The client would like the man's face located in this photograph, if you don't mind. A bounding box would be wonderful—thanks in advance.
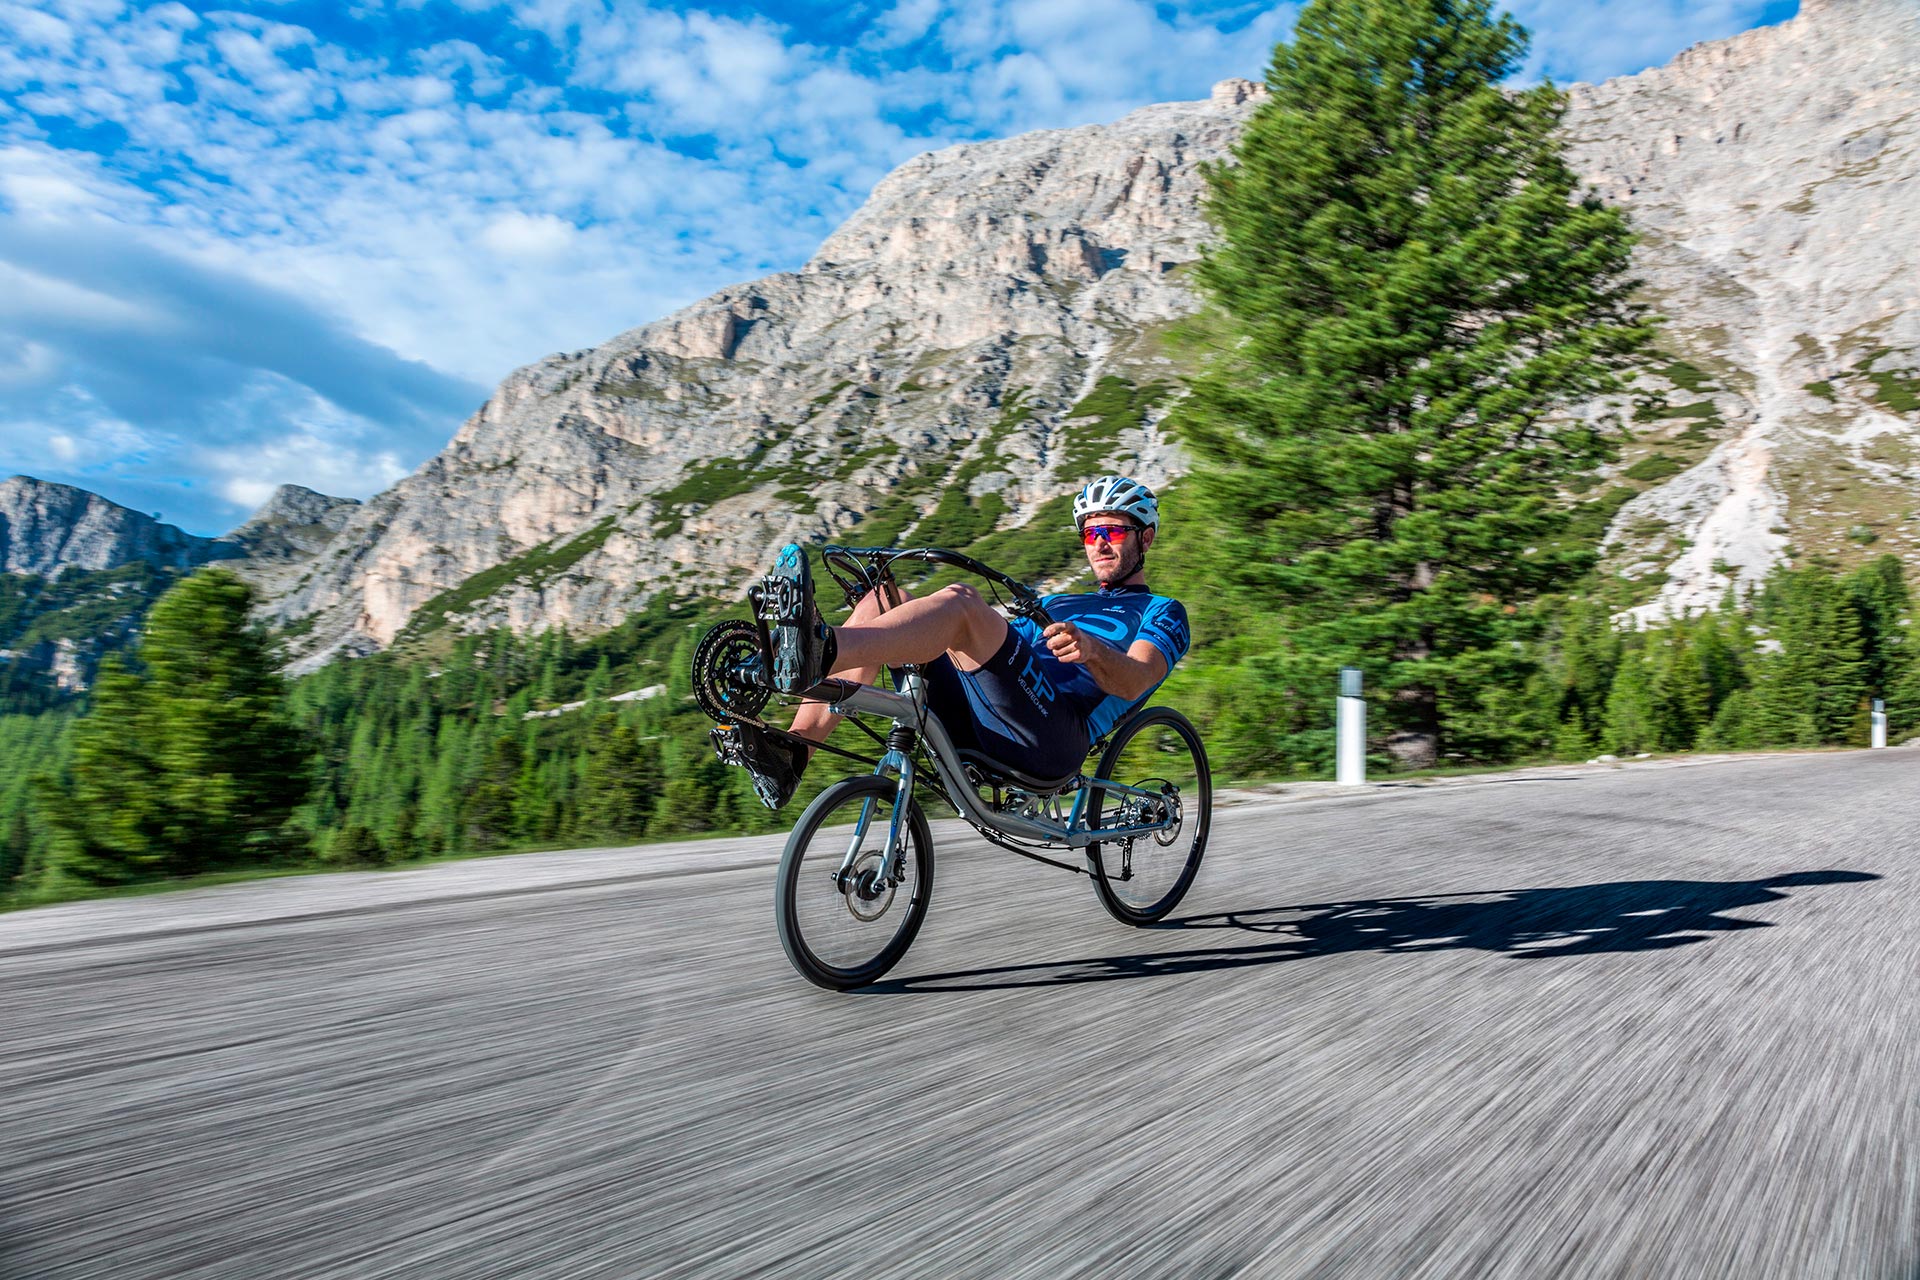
[1081,510,1154,585]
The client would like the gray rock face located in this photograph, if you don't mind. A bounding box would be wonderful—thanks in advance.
[0,476,238,577]
[1561,0,1920,618]
[254,90,1254,666]
[248,0,1920,657]
[222,485,363,563]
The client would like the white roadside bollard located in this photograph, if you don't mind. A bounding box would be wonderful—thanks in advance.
[1337,666,1366,786]
[1873,698,1887,749]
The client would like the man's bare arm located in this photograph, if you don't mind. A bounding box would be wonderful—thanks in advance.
[1043,623,1169,701]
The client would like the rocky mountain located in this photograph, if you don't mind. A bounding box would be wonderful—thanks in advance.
[16,0,1915,664]
[0,480,362,698]
[1563,0,1920,620]
[249,78,1273,668]
[223,485,362,567]
[0,476,239,578]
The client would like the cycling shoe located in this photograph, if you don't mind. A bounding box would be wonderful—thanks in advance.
[759,543,835,693]
[710,718,808,811]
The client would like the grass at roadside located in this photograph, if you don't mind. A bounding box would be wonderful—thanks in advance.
[0,828,757,915]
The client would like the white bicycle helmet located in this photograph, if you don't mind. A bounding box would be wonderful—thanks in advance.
[1073,475,1159,531]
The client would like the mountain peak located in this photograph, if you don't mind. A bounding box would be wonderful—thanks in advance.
[0,476,237,577]
[222,485,362,563]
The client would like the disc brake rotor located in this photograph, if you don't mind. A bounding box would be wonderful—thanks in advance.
[1118,779,1183,846]
[842,850,896,922]
[1152,782,1184,847]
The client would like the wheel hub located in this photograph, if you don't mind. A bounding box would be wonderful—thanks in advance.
[1152,782,1184,847]
[842,851,896,922]
[1117,779,1183,846]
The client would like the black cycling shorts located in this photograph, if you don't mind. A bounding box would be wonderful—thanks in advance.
[920,625,1091,781]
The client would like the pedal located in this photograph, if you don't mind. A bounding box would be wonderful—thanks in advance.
[710,720,751,767]
[708,718,801,811]
[750,573,798,621]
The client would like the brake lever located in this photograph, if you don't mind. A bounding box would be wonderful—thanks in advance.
[1010,590,1055,630]
[822,547,892,611]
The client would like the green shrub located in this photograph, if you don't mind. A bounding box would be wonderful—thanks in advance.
[1563,487,1636,543]
[1624,455,1685,483]
[1660,360,1718,395]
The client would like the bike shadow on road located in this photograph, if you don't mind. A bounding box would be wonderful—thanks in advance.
[867,870,1881,993]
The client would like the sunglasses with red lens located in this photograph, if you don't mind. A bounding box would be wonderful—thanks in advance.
[1081,523,1139,546]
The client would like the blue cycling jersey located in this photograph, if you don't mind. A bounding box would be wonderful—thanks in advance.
[1008,583,1192,740]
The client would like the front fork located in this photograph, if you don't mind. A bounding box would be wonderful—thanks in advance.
[832,743,918,892]
[833,674,926,892]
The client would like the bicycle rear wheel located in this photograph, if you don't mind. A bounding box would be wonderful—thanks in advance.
[1085,706,1211,925]
[776,774,935,990]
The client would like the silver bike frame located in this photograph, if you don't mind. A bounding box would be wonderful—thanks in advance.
[817,670,1180,883]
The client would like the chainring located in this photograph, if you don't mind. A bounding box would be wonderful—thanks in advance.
[692,619,772,723]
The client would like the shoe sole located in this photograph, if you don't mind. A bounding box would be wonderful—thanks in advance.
[763,544,813,694]
[710,722,798,810]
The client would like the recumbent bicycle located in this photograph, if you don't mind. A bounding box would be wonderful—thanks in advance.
[691,544,1212,990]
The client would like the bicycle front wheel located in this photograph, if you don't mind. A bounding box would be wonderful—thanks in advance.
[776,774,935,990]
[1086,706,1211,925]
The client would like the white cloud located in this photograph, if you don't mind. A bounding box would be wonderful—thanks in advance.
[0,386,160,474]
[201,405,412,514]
[920,0,1300,134]
[867,0,942,50]
[480,211,578,259]
[0,167,102,215]
[542,7,807,135]
[2,6,77,56]
[220,475,279,509]
[1,0,1291,416]
[0,259,168,333]
[0,214,481,530]
[416,39,511,99]
[0,339,58,388]
[0,145,141,219]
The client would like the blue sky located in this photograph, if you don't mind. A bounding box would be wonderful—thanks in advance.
[0,0,1798,535]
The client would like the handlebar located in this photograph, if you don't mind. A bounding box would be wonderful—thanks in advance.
[820,544,1055,629]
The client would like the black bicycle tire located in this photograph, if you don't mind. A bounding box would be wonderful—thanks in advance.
[1085,706,1211,925]
[776,775,935,990]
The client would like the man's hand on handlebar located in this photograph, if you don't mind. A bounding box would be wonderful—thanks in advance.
[1044,620,1169,702]
[1043,621,1089,665]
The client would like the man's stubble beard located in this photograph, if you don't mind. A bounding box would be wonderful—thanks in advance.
[1100,544,1146,586]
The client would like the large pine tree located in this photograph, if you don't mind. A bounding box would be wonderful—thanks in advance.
[40,569,311,885]
[1183,0,1654,767]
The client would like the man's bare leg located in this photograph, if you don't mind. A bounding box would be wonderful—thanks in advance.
[787,581,897,748]
[834,582,1010,670]
[788,582,1009,749]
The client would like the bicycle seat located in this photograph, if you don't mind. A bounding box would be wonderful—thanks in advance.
[957,749,1078,796]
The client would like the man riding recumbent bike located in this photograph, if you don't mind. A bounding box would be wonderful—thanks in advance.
[690,476,1212,990]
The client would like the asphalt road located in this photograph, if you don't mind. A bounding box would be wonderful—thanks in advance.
[3,751,1917,1280]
